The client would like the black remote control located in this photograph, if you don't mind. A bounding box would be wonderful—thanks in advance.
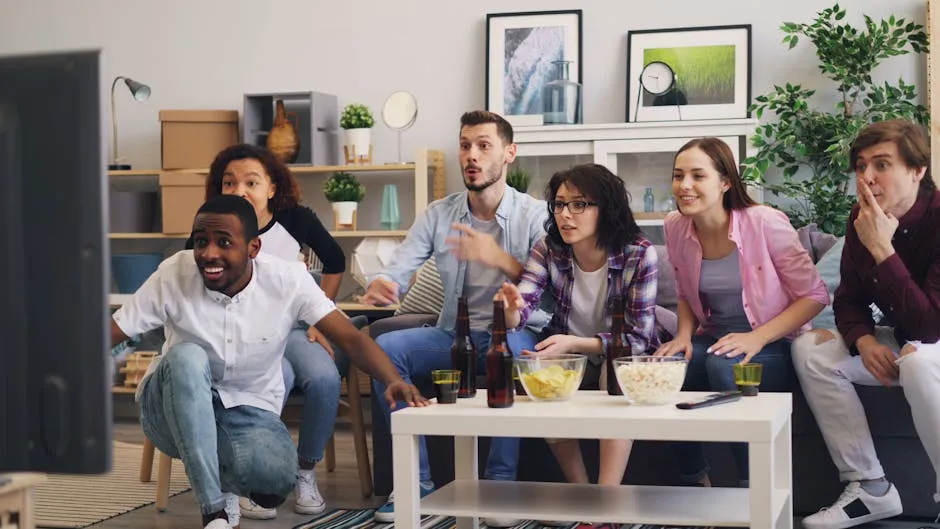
[676,391,743,409]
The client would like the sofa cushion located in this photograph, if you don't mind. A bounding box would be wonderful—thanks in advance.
[395,257,445,316]
[653,244,678,314]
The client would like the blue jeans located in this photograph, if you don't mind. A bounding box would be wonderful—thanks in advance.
[139,343,297,514]
[673,334,795,483]
[280,315,367,466]
[372,326,538,484]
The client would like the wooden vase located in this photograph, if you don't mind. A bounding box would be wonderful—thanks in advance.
[266,99,300,164]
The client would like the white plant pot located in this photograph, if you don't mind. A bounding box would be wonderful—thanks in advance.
[344,128,371,158]
[332,201,359,228]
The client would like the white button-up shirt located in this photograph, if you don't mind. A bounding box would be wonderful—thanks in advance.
[113,250,336,414]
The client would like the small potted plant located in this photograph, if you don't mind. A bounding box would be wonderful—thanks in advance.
[340,103,375,164]
[325,171,365,229]
[506,166,530,194]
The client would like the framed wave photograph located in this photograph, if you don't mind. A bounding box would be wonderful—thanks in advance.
[626,24,751,122]
[485,10,582,126]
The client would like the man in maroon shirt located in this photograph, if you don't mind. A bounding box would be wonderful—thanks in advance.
[793,119,940,529]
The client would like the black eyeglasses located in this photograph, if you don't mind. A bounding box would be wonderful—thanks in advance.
[550,200,598,215]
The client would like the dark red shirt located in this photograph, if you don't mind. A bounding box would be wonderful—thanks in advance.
[834,189,940,350]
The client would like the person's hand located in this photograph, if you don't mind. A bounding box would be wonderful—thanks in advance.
[384,380,430,410]
[306,326,334,359]
[857,336,899,387]
[360,277,400,306]
[707,331,767,364]
[496,281,525,328]
[653,337,693,360]
[526,334,582,356]
[854,178,898,260]
[445,223,501,266]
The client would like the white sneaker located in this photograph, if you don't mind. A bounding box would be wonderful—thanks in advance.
[204,519,230,529]
[484,516,523,527]
[238,496,277,520]
[802,481,903,529]
[293,469,326,515]
[223,493,240,528]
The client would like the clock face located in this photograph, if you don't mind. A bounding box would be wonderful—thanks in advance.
[640,61,675,95]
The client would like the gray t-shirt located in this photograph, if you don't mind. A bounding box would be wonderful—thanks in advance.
[463,215,506,330]
[699,249,752,336]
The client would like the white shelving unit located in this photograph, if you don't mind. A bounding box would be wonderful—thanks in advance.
[512,119,761,225]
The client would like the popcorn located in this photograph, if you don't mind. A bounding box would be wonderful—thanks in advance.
[615,359,686,404]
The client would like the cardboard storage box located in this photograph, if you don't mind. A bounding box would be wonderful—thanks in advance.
[159,172,206,234]
[159,110,239,170]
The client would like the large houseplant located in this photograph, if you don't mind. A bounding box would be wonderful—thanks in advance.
[742,4,928,236]
[340,103,375,164]
[325,171,365,229]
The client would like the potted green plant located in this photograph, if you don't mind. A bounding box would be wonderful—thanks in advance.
[340,103,376,164]
[742,4,928,236]
[324,171,366,229]
[506,166,531,193]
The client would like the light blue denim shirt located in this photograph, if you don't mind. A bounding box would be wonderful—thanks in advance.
[371,186,550,331]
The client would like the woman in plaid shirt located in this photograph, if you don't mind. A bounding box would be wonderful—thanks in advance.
[499,163,659,527]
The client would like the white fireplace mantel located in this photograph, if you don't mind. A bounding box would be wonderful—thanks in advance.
[513,118,759,176]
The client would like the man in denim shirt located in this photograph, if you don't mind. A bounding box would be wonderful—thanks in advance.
[361,111,546,526]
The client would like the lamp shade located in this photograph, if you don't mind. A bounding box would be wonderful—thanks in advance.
[123,77,150,101]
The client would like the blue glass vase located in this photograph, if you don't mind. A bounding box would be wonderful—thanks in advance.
[381,184,400,230]
[542,60,582,125]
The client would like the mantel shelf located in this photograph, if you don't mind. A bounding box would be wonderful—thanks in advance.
[107,163,421,177]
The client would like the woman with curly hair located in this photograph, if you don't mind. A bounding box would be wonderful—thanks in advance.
[194,143,348,520]
[654,137,828,487]
[498,163,659,529]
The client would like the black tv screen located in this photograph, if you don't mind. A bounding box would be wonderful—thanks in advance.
[0,50,111,474]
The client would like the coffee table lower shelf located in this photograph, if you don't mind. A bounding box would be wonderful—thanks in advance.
[420,480,790,527]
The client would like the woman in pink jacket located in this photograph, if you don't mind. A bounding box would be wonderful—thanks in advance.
[654,137,829,486]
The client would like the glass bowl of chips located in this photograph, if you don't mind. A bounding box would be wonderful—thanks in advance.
[514,353,587,401]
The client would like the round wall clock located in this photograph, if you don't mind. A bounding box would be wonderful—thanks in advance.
[639,61,676,96]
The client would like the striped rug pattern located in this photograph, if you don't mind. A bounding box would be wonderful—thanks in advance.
[293,509,710,529]
[34,441,191,528]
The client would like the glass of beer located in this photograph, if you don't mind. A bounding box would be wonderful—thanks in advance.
[733,363,763,396]
[431,369,461,404]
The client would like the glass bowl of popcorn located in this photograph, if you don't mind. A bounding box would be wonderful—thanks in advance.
[614,355,687,405]
[514,353,587,401]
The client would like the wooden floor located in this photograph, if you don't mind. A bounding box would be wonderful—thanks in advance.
[84,419,385,529]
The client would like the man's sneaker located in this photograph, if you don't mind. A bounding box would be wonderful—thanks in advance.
[223,493,240,528]
[373,482,436,523]
[802,481,903,529]
[203,519,229,529]
[294,469,326,515]
[238,496,277,520]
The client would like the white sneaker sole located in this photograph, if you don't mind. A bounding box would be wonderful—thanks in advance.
[294,501,326,515]
[373,509,395,523]
[239,509,277,521]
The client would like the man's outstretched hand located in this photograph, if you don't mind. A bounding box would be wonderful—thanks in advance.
[384,380,430,410]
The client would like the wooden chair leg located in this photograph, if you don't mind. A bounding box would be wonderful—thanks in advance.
[325,434,336,472]
[156,451,172,512]
[139,438,155,483]
[346,364,373,498]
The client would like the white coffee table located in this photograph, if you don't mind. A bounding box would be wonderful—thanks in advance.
[392,390,792,529]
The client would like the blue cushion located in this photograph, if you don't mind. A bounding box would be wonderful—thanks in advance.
[811,237,845,330]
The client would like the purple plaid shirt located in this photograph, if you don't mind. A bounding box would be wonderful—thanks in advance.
[515,235,660,355]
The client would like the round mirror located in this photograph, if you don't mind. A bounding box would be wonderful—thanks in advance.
[381,91,418,131]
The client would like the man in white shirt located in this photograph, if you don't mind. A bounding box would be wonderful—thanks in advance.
[111,195,425,529]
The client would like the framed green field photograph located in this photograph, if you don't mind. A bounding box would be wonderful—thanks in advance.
[626,25,751,121]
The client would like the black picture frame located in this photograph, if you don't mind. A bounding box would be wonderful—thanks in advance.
[485,10,583,125]
[626,24,752,122]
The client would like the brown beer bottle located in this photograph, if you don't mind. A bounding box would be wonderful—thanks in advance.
[451,297,477,398]
[486,300,514,408]
[607,295,631,395]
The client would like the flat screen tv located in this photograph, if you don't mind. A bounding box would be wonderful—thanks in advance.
[0,49,111,474]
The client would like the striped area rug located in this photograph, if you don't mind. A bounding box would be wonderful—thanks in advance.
[293,509,710,529]
[34,440,191,528]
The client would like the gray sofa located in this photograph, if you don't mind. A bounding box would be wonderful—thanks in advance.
[368,240,936,519]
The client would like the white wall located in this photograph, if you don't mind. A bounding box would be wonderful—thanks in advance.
[0,0,929,195]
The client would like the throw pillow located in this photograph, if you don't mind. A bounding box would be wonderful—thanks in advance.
[395,257,445,316]
[811,237,845,330]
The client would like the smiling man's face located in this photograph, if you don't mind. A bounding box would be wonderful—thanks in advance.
[191,212,260,297]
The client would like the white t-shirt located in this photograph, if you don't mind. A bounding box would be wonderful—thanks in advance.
[259,221,302,262]
[113,250,336,414]
[566,261,609,338]
[463,216,506,330]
